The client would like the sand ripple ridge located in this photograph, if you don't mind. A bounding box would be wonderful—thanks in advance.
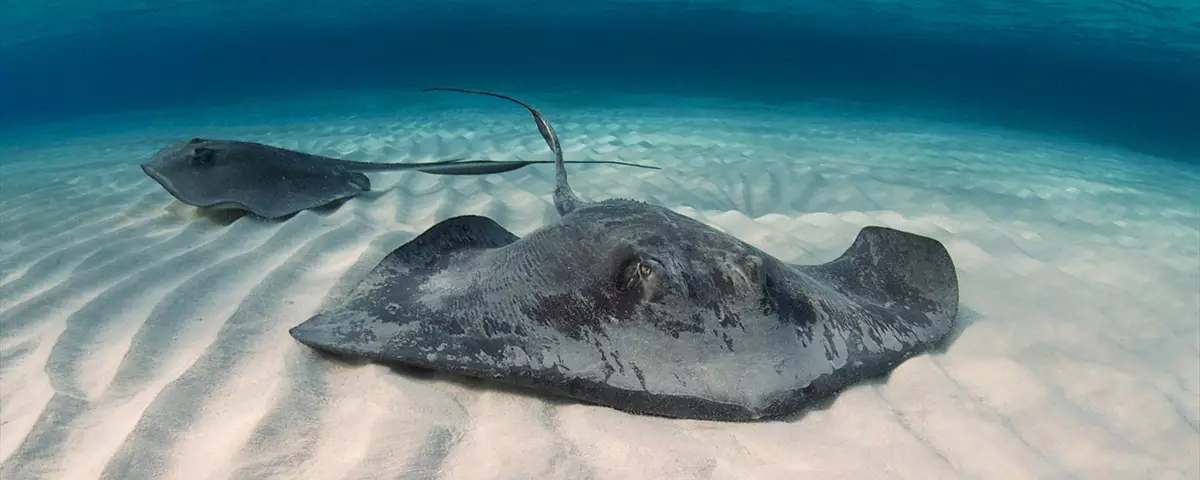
[1,98,1197,479]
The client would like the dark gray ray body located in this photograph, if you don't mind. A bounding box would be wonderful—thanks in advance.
[289,89,960,421]
[140,138,658,219]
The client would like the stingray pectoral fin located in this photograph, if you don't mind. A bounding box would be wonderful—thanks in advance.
[289,215,520,363]
[816,226,959,319]
[785,226,959,398]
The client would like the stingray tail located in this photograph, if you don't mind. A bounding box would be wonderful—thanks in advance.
[423,87,582,216]
[336,157,470,172]
[340,157,658,175]
[415,160,660,176]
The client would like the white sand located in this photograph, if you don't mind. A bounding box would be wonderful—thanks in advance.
[1,92,1197,480]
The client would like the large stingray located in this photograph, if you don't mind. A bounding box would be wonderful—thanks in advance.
[289,88,960,421]
[141,138,659,219]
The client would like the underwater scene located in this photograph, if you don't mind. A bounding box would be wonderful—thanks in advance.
[1,1,1198,479]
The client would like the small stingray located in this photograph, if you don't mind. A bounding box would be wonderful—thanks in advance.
[141,138,660,219]
[289,88,961,421]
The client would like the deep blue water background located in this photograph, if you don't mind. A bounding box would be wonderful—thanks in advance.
[2,2,1198,163]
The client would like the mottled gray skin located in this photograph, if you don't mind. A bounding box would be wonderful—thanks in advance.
[141,138,659,220]
[289,88,960,421]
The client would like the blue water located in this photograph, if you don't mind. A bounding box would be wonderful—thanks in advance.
[2,1,1198,163]
[4,4,1200,478]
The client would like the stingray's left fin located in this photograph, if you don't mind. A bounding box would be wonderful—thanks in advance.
[288,215,519,359]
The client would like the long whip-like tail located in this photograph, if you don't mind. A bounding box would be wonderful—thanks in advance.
[423,87,581,216]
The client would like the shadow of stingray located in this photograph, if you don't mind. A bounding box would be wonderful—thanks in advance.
[170,195,357,226]
[187,206,254,226]
[306,348,578,408]
[306,197,353,216]
[930,304,982,355]
[386,364,579,407]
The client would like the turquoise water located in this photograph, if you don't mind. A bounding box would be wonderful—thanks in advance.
[2,1,1198,162]
[2,2,1199,479]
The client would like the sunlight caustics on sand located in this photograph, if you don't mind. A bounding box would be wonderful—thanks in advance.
[1,93,1197,479]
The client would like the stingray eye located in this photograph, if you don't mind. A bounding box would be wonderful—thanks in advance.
[190,147,215,166]
[638,263,653,277]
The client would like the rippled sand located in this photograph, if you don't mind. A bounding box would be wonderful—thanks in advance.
[1,92,1197,479]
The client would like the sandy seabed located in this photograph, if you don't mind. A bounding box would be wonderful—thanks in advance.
[1,92,1197,480]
